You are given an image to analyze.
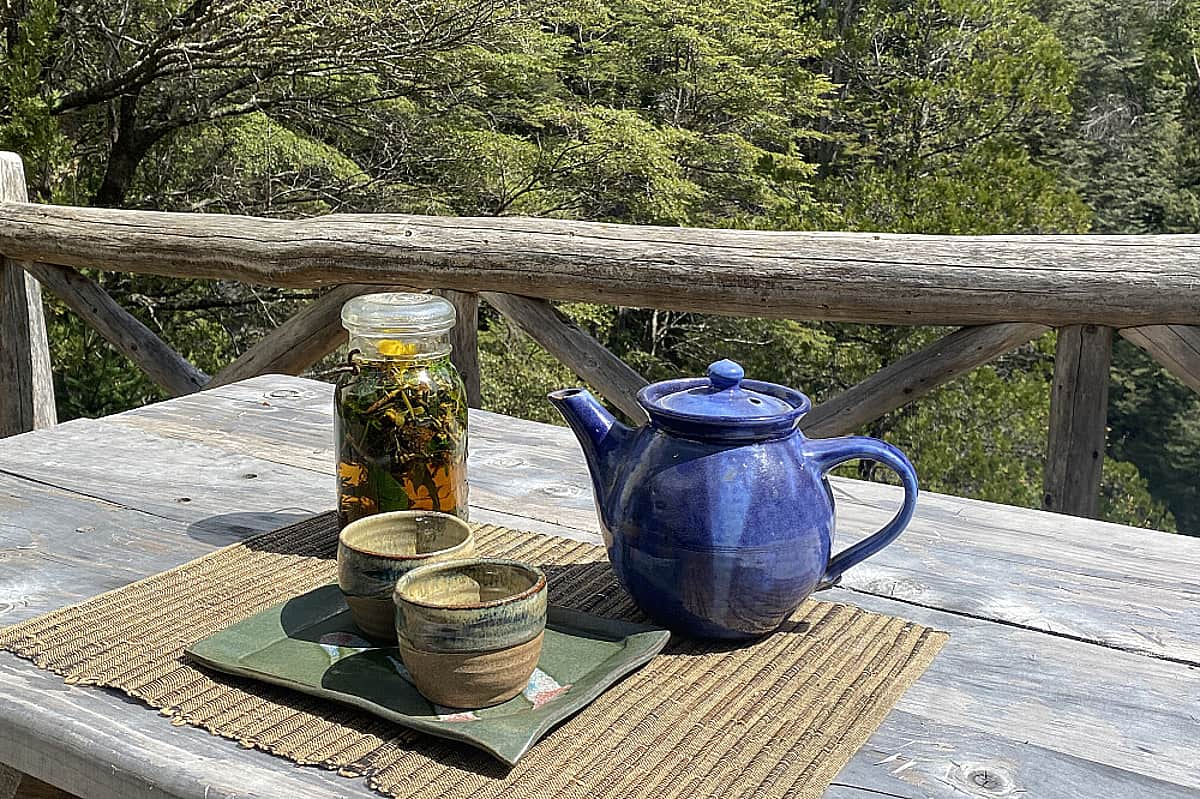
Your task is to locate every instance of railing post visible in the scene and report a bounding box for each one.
[1043,324,1112,518]
[0,152,56,436]
[443,290,481,408]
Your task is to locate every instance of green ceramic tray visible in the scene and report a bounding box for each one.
[185,584,670,765]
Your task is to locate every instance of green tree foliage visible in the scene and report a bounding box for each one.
[470,0,1177,530]
[0,0,65,187]
[1036,0,1200,531]
[348,0,835,225]
[811,0,1090,233]
[1041,0,1200,233]
[0,0,1192,532]
[13,0,516,207]
[1,0,529,417]
[1109,340,1196,533]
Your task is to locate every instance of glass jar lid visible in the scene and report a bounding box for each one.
[340,292,456,335]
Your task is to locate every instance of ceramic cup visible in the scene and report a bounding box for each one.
[393,558,547,708]
[337,511,474,641]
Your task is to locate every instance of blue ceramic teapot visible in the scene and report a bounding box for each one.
[549,359,918,640]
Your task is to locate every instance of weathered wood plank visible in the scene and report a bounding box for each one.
[2,450,1198,798]
[12,775,73,799]
[803,323,1050,437]
[0,418,329,526]
[107,386,608,537]
[0,155,55,437]
[0,383,1195,791]
[2,448,1200,796]
[0,465,319,629]
[834,585,1200,792]
[1,377,1198,797]
[0,265,52,437]
[0,465,585,634]
[5,198,1200,326]
[11,447,1178,799]
[482,293,648,421]
[208,284,384,388]
[1120,324,1200,394]
[128,376,1200,666]
[0,655,354,799]
[442,290,481,407]
[1043,324,1113,517]
[831,708,1200,799]
[28,375,1200,669]
[25,262,208,396]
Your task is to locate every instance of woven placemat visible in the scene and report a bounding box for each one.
[0,513,946,799]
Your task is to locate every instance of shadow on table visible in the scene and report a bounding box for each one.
[186,509,317,546]
[538,561,809,655]
[540,560,626,613]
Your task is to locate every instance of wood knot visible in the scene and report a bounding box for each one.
[969,770,1006,790]
[947,760,1020,796]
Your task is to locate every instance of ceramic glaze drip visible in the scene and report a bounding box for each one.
[394,559,548,654]
[337,511,476,642]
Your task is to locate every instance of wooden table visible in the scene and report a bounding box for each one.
[0,375,1197,799]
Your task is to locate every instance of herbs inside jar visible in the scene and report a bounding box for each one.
[334,294,468,527]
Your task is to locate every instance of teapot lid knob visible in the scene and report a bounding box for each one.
[707,359,744,390]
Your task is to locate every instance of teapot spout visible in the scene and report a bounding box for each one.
[547,388,634,513]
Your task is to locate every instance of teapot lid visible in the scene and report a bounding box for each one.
[638,359,811,439]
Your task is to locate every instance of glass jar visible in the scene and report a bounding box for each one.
[334,292,469,527]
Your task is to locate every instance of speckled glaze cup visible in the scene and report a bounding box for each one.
[393,558,547,708]
[337,511,474,641]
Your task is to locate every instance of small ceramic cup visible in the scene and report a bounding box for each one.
[393,558,547,708]
[337,511,474,641]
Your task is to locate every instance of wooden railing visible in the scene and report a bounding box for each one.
[3,151,1199,520]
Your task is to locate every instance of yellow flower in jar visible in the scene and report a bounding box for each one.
[377,339,420,358]
[337,460,367,487]
[402,464,463,513]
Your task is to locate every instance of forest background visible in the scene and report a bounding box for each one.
[2,0,1198,534]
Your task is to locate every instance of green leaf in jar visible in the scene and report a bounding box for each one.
[369,468,410,512]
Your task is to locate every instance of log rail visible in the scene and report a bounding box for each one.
[2,151,1198,520]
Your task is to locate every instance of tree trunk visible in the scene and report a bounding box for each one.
[93,93,162,208]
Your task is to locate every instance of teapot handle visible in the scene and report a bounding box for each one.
[802,436,919,589]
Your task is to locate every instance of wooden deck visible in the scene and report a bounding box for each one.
[0,374,1198,798]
